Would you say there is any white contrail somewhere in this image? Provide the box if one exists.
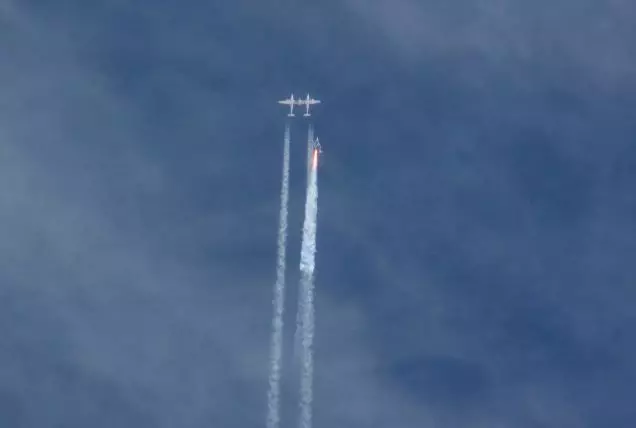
[306,124,314,185]
[298,139,319,428]
[266,122,291,428]
[294,123,315,362]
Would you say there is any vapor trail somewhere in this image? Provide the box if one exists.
[266,122,291,428]
[298,137,319,428]
[306,124,314,185]
[294,123,314,362]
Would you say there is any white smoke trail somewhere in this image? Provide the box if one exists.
[298,141,319,428]
[306,124,314,185]
[294,123,314,362]
[266,122,291,428]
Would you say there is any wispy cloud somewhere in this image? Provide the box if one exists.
[344,0,636,87]
[0,4,434,427]
[2,2,635,427]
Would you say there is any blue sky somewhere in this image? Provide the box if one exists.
[1,1,635,427]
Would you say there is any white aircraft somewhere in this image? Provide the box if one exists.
[278,93,298,117]
[298,93,321,117]
[312,137,322,153]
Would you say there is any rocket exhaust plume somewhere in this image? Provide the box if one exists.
[294,123,315,362]
[266,122,291,428]
[297,126,319,428]
[306,124,314,184]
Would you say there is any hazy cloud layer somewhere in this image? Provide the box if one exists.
[344,0,636,87]
[2,2,635,427]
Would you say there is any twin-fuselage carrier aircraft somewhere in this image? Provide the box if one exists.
[278,93,321,117]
